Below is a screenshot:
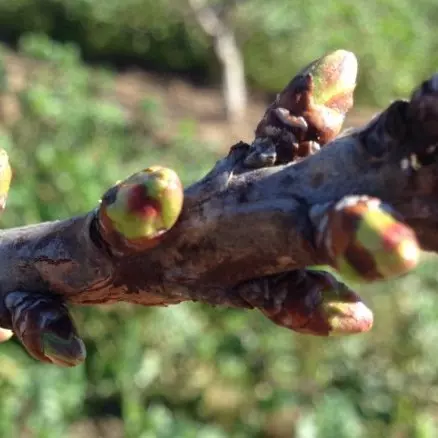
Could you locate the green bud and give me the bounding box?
[316,196,419,282]
[99,166,184,248]
[319,282,374,335]
[255,49,358,149]
[0,328,12,343]
[303,49,358,112]
[257,271,373,336]
[0,148,11,212]
[303,49,358,144]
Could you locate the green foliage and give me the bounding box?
[1,33,438,438]
[1,0,438,105]
[0,35,216,227]
[236,0,438,105]
[0,0,210,76]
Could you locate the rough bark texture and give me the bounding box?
[2,51,438,365]
[1,91,436,307]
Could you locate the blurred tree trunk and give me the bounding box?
[186,0,248,125]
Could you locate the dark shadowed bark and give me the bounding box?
[1,50,438,366]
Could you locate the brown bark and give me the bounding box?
[0,75,437,313]
[5,50,438,365]
[3,53,438,368]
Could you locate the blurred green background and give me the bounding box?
[0,1,438,437]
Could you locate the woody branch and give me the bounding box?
[0,50,437,366]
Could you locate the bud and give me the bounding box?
[258,49,358,148]
[42,321,86,367]
[259,270,373,336]
[302,49,358,112]
[315,196,420,282]
[0,148,12,212]
[98,166,184,251]
[4,292,86,367]
[300,49,358,145]
[0,328,13,343]
[317,280,374,335]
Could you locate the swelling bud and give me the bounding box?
[315,196,419,282]
[98,166,184,252]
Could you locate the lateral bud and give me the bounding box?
[98,166,184,254]
[314,196,420,282]
[237,270,373,336]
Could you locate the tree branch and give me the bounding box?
[2,50,438,365]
